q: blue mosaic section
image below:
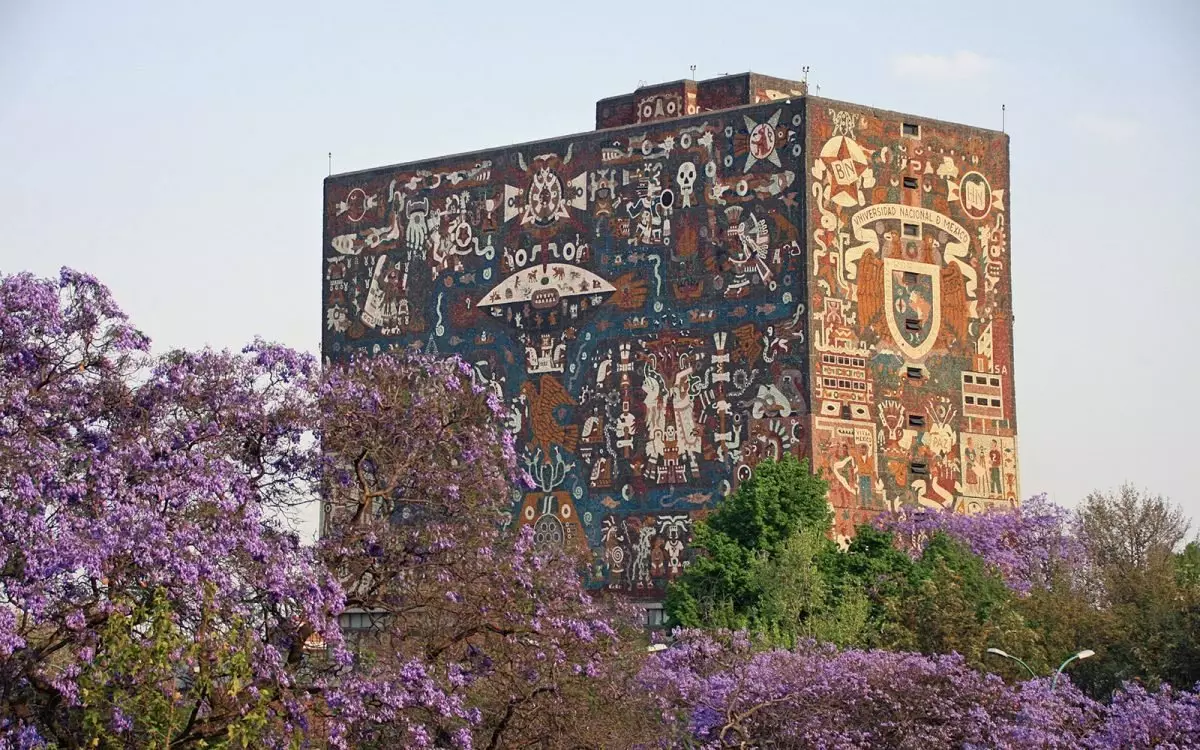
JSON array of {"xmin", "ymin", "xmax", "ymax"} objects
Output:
[{"xmin": 323, "ymin": 101, "xmax": 809, "ymax": 597}]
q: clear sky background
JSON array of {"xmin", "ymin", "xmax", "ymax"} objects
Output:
[{"xmin": 2, "ymin": 1, "xmax": 1198, "ymax": 535}]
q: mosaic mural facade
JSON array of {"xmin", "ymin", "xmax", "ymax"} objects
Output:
[
  {"xmin": 322, "ymin": 77, "xmax": 1017, "ymax": 594},
  {"xmin": 805, "ymin": 103, "xmax": 1017, "ymax": 541}
]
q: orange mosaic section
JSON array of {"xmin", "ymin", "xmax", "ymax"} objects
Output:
[{"xmin": 803, "ymin": 100, "xmax": 1017, "ymax": 542}]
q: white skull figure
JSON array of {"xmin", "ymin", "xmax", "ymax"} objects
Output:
[{"xmin": 676, "ymin": 161, "xmax": 697, "ymax": 208}]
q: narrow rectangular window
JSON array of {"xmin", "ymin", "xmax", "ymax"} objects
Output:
[
  {"xmin": 963, "ymin": 375, "xmax": 974, "ymax": 384},
  {"xmin": 903, "ymin": 122, "xmax": 920, "ymax": 137},
  {"xmin": 906, "ymin": 366, "xmax": 923, "ymax": 380},
  {"xmin": 904, "ymin": 318, "xmax": 922, "ymax": 332},
  {"xmin": 990, "ymin": 399, "xmax": 1002, "ymax": 407},
  {"xmin": 903, "ymin": 223, "xmax": 920, "ymax": 238},
  {"xmin": 904, "ymin": 176, "xmax": 919, "ymax": 189},
  {"xmin": 965, "ymin": 396, "xmax": 975, "ymax": 404},
  {"xmin": 990, "ymin": 378, "xmax": 1000, "ymax": 386},
  {"xmin": 908, "ymin": 414, "xmax": 926, "ymax": 428}
]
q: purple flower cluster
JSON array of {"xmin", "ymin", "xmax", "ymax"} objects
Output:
[
  {"xmin": 877, "ymin": 493, "xmax": 1086, "ymax": 594},
  {"xmin": 310, "ymin": 347, "xmax": 642, "ymax": 747},
  {"xmin": 641, "ymin": 630, "xmax": 1200, "ymax": 749},
  {"xmin": 0, "ymin": 269, "xmax": 464, "ymax": 747},
  {"xmin": 1093, "ymin": 683, "xmax": 1200, "ymax": 749}
]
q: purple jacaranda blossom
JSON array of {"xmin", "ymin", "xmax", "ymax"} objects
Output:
[
  {"xmin": 316, "ymin": 350, "xmax": 656, "ymax": 748},
  {"xmin": 109, "ymin": 707, "xmax": 132, "ymax": 734},
  {"xmin": 1086, "ymin": 682, "xmax": 1200, "ymax": 749},
  {"xmin": 877, "ymin": 493, "xmax": 1086, "ymax": 594},
  {"xmin": 642, "ymin": 630, "xmax": 1200, "ymax": 749},
  {"xmin": 0, "ymin": 269, "xmax": 461, "ymax": 748}
]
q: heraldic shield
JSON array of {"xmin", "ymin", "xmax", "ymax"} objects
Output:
[{"xmin": 884, "ymin": 257, "xmax": 942, "ymax": 360}]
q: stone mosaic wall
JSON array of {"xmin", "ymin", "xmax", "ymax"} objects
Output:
[
  {"xmin": 323, "ymin": 100, "xmax": 810, "ymax": 597},
  {"xmin": 804, "ymin": 100, "xmax": 1017, "ymax": 541}
]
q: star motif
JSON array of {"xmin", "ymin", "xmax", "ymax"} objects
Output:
[
  {"xmin": 820, "ymin": 136, "xmax": 870, "ymax": 206},
  {"xmin": 742, "ymin": 110, "xmax": 783, "ymax": 172}
]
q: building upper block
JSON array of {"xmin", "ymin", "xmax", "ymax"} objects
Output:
[{"xmin": 595, "ymin": 72, "xmax": 808, "ymax": 130}]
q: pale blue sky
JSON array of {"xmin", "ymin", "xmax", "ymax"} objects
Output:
[{"xmin": 2, "ymin": 1, "xmax": 1198, "ymax": 530}]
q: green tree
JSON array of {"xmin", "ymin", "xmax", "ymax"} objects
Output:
[
  {"xmin": 1177, "ymin": 542, "xmax": 1200, "ymax": 588},
  {"xmin": 1065, "ymin": 486, "xmax": 1197, "ymax": 697},
  {"xmin": 821, "ymin": 525, "xmax": 914, "ymax": 646},
  {"xmin": 704, "ymin": 455, "xmax": 832, "ymax": 552},
  {"xmin": 1014, "ymin": 566, "xmax": 1115, "ymax": 690},
  {"xmin": 756, "ymin": 527, "xmax": 869, "ymax": 647},
  {"xmin": 76, "ymin": 588, "xmax": 271, "ymax": 748},
  {"xmin": 665, "ymin": 457, "xmax": 829, "ymax": 632},
  {"xmin": 1078, "ymin": 484, "xmax": 1189, "ymax": 573},
  {"xmin": 1166, "ymin": 542, "xmax": 1200, "ymax": 690},
  {"xmin": 883, "ymin": 533, "xmax": 1045, "ymax": 677}
]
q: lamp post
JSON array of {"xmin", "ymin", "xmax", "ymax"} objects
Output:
[
  {"xmin": 985, "ymin": 647, "xmax": 1037, "ymax": 679},
  {"xmin": 985, "ymin": 648, "xmax": 1096, "ymax": 691},
  {"xmin": 1051, "ymin": 649, "xmax": 1095, "ymax": 691}
]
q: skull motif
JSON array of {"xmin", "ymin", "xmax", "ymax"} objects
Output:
[{"xmin": 675, "ymin": 161, "xmax": 697, "ymax": 208}]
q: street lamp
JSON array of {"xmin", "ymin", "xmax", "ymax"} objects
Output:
[
  {"xmin": 985, "ymin": 647, "xmax": 1037, "ymax": 679},
  {"xmin": 985, "ymin": 648, "xmax": 1096, "ymax": 691},
  {"xmin": 1051, "ymin": 649, "xmax": 1095, "ymax": 691}
]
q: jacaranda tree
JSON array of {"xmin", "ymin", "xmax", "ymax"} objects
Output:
[
  {"xmin": 878, "ymin": 493, "xmax": 1084, "ymax": 595},
  {"xmin": 878, "ymin": 492, "xmax": 1200, "ymax": 699},
  {"xmin": 315, "ymin": 352, "xmax": 657, "ymax": 749},
  {"xmin": 0, "ymin": 269, "xmax": 363, "ymax": 746},
  {"xmin": 0, "ymin": 268, "xmax": 651, "ymax": 749},
  {"xmin": 640, "ymin": 629, "xmax": 1200, "ymax": 749}
]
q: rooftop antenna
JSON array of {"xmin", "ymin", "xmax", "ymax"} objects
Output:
[
  {"xmin": 328, "ymin": 152, "xmax": 332, "ymax": 176},
  {"xmin": 1002, "ymin": 103, "xmax": 1006, "ymax": 133},
  {"xmin": 801, "ymin": 65, "xmax": 810, "ymax": 83},
  {"xmin": 690, "ymin": 64, "xmax": 696, "ymax": 80},
  {"xmin": 815, "ymin": 83, "xmax": 821, "ymax": 95}
]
